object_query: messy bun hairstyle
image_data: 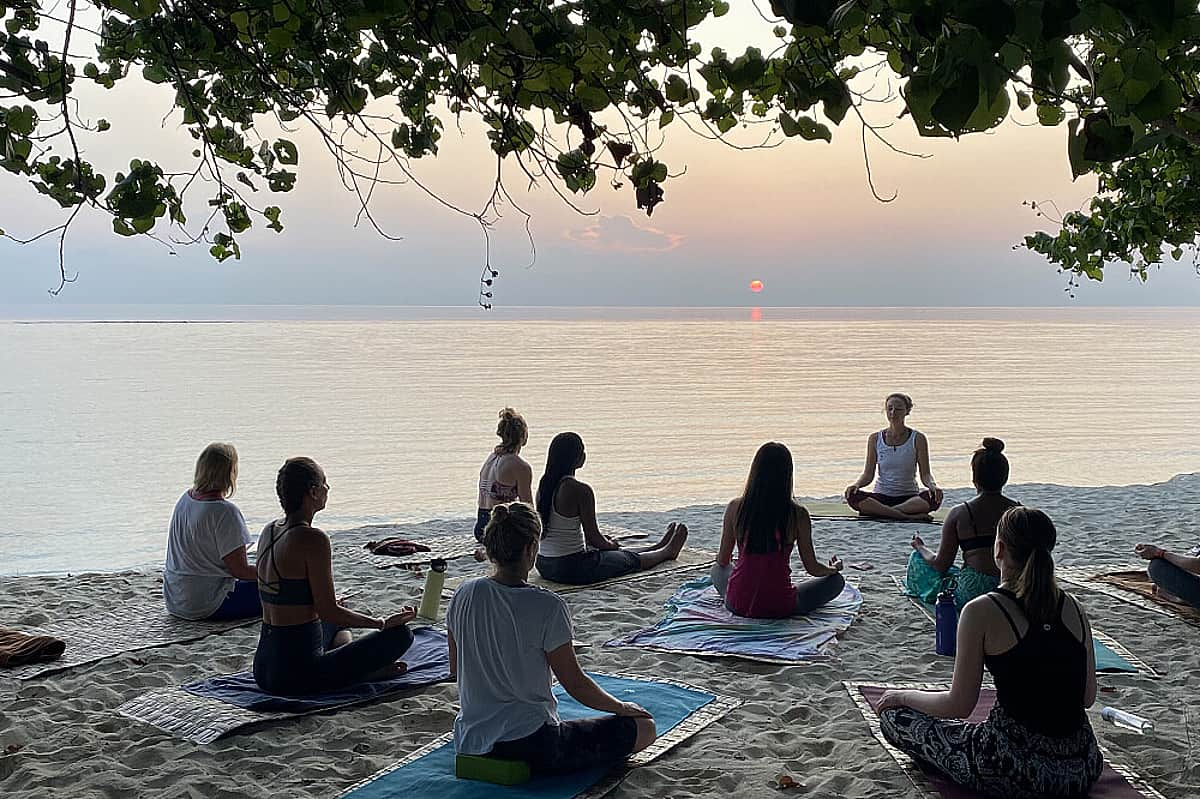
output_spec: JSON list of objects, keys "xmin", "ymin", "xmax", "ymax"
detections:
[
  {"xmin": 276, "ymin": 457, "xmax": 323, "ymax": 513},
  {"xmin": 997, "ymin": 506, "xmax": 1060, "ymax": 626},
  {"xmin": 885, "ymin": 392, "xmax": 914, "ymax": 412},
  {"xmin": 482, "ymin": 502, "xmax": 541, "ymax": 565},
  {"xmin": 972, "ymin": 437, "xmax": 1009, "ymax": 492},
  {"xmin": 495, "ymin": 407, "xmax": 528, "ymax": 454}
]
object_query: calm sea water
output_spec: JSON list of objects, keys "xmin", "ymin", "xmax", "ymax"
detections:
[{"xmin": 2, "ymin": 306, "xmax": 1197, "ymax": 575}]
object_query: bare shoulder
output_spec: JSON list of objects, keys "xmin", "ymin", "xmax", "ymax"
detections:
[
  {"xmin": 792, "ymin": 501, "xmax": 811, "ymax": 521},
  {"xmin": 725, "ymin": 497, "xmax": 742, "ymax": 514}
]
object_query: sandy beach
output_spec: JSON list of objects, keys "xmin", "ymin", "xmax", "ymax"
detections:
[{"xmin": 2, "ymin": 475, "xmax": 1198, "ymax": 798}]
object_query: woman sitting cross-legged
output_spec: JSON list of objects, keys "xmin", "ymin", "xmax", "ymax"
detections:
[
  {"xmin": 877, "ymin": 507, "xmax": 1103, "ymax": 799},
  {"xmin": 1134, "ymin": 541, "xmax": 1200, "ymax": 609},
  {"xmin": 253, "ymin": 457, "xmax": 416, "ymax": 696},
  {"xmin": 448, "ymin": 502, "xmax": 656, "ymax": 774},
  {"xmin": 711, "ymin": 442, "xmax": 845, "ymax": 618},
  {"xmin": 534, "ymin": 432, "xmax": 687, "ymax": 585},
  {"xmin": 906, "ymin": 438, "xmax": 1020, "ymax": 609},
  {"xmin": 164, "ymin": 442, "xmax": 261, "ymax": 621},
  {"xmin": 844, "ymin": 392, "xmax": 943, "ymax": 520}
]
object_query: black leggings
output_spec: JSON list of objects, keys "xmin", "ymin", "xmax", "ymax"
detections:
[{"xmin": 253, "ymin": 619, "xmax": 413, "ymax": 697}]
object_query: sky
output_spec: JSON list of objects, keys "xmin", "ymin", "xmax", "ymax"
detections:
[{"xmin": 2, "ymin": 6, "xmax": 1199, "ymax": 309}]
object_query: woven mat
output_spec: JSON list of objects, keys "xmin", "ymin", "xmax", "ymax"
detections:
[
  {"xmin": 845, "ymin": 681, "xmax": 1167, "ymax": 799},
  {"xmin": 805, "ymin": 501, "xmax": 947, "ymax": 523},
  {"xmin": 1058, "ymin": 567, "xmax": 1200, "ymax": 628},
  {"xmin": 887, "ymin": 576, "xmax": 1158, "ymax": 677},
  {"xmin": 335, "ymin": 672, "xmax": 741, "ymax": 799},
  {"xmin": 444, "ymin": 548, "xmax": 715, "ymax": 596},
  {"xmin": 1, "ymin": 602, "xmax": 257, "ymax": 681}
]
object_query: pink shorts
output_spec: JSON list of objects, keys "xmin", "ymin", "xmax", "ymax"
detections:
[{"xmin": 847, "ymin": 489, "xmax": 941, "ymax": 512}]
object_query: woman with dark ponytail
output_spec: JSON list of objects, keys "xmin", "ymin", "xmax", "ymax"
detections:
[
  {"xmin": 877, "ymin": 507, "xmax": 1102, "ymax": 798},
  {"xmin": 534, "ymin": 432, "xmax": 687, "ymax": 585},
  {"xmin": 448, "ymin": 502, "xmax": 658, "ymax": 774},
  {"xmin": 906, "ymin": 438, "xmax": 1019, "ymax": 608}
]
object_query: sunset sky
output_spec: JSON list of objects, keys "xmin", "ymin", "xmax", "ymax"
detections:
[{"xmin": 2, "ymin": 5, "xmax": 1198, "ymax": 309}]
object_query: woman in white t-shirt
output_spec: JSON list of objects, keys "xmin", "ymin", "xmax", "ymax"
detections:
[
  {"xmin": 163, "ymin": 443, "xmax": 260, "ymax": 620},
  {"xmin": 448, "ymin": 502, "xmax": 657, "ymax": 774}
]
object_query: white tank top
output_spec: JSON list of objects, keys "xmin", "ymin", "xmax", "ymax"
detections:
[
  {"xmin": 540, "ymin": 500, "xmax": 587, "ymax": 558},
  {"xmin": 478, "ymin": 452, "xmax": 519, "ymax": 508},
  {"xmin": 874, "ymin": 428, "xmax": 920, "ymax": 496}
]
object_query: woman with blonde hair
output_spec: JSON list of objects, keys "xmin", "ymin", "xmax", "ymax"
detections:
[
  {"xmin": 449, "ymin": 502, "xmax": 657, "ymax": 774},
  {"xmin": 164, "ymin": 443, "xmax": 260, "ymax": 620},
  {"xmin": 877, "ymin": 507, "xmax": 1102, "ymax": 798},
  {"xmin": 474, "ymin": 408, "xmax": 534, "ymax": 543}
]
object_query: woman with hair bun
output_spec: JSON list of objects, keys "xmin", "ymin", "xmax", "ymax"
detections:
[
  {"xmin": 906, "ymin": 438, "xmax": 1020, "ymax": 608},
  {"xmin": 253, "ymin": 457, "xmax": 416, "ymax": 696},
  {"xmin": 844, "ymin": 393, "xmax": 943, "ymax": 520},
  {"xmin": 448, "ymin": 502, "xmax": 657, "ymax": 774},
  {"xmin": 535, "ymin": 432, "xmax": 687, "ymax": 585},
  {"xmin": 878, "ymin": 507, "xmax": 1103, "ymax": 798},
  {"xmin": 474, "ymin": 408, "xmax": 534, "ymax": 544}
]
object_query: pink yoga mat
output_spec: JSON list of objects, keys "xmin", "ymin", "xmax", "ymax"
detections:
[{"xmin": 857, "ymin": 685, "xmax": 1157, "ymax": 799}]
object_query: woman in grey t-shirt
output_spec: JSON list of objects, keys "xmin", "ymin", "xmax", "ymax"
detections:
[{"xmin": 448, "ymin": 502, "xmax": 657, "ymax": 773}]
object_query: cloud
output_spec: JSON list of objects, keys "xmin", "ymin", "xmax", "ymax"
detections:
[{"xmin": 563, "ymin": 215, "xmax": 683, "ymax": 253}]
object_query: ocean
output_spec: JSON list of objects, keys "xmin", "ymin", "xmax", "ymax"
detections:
[{"xmin": 2, "ymin": 306, "xmax": 1197, "ymax": 575}]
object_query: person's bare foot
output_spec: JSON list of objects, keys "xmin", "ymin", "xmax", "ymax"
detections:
[
  {"xmin": 366, "ymin": 660, "xmax": 409, "ymax": 681},
  {"xmin": 665, "ymin": 523, "xmax": 689, "ymax": 559},
  {"xmin": 1152, "ymin": 585, "xmax": 1182, "ymax": 603},
  {"xmin": 332, "ymin": 629, "xmax": 353, "ymax": 648},
  {"xmin": 473, "ymin": 545, "xmax": 487, "ymax": 562},
  {"xmin": 652, "ymin": 522, "xmax": 677, "ymax": 551}
]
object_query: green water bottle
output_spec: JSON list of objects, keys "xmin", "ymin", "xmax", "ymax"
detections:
[{"xmin": 419, "ymin": 558, "xmax": 447, "ymax": 621}]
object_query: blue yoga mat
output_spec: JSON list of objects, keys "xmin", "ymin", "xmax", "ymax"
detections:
[
  {"xmin": 1091, "ymin": 637, "xmax": 1137, "ymax": 674},
  {"xmin": 343, "ymin": 674, "xmax": 716, "ymax": 799},
  {"xmin": 182, "ymin": 627, "xmax": 451, "ymax": 713}
]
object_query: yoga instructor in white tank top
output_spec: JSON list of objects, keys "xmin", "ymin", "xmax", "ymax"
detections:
[{"xmin": 844, "ymin": 393, "xmax": 943, "ymax": 521}]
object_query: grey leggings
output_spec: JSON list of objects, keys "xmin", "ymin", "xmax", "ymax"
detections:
[
  {"xmin": 1148, "ymin": 557, "xmax": 1200, "ymax": 609},
  {"xmin": 710, "ymin": 562, "xmax": 845, "ymax": 616}
]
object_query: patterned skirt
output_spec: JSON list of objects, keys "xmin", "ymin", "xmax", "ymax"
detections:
[{"xmin": 880, "ymin": 702, "xmax": 1104, "ymax": 799}]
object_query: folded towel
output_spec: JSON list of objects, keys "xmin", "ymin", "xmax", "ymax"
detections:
[
  {"xmin": 0, "ymin": 627, "xmax": 67, "ymax": 667},
  {"xmin": 364, "ymin": 538, "xmax": 433, "ymax": 557}
]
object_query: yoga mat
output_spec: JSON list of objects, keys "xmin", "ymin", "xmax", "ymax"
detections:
[
  {"xmin": 605, "ymin": 575, "xmax": 862, "ymax": 664},
  {"xmin": 444, "ymin": 548, "xmax": 716, "ymax": 596},
  {"xmin": 888, "ymin": 575, "xmax": 1157, "ymax": 677},
  {"xmin": 117, "ymin": 628, "xmax": 450, "ymax": 744},
  {"xmin": 1, "ymin": 599, "xmax": 258, "ymax": 681},
  {"xmin": 845, "ymin": 681, "xmax": 1167, "ymax": 799},
  {"xmin": 1058, "ymin": 567, "xmax": 1200, "ymax": 628},
  {"xmin": 805, "ymin": 501, "xmax": 948, "ymax": 523},
  {"xmin": 337, "ymin": 673, "xmax": 741, "ymax": 799}
]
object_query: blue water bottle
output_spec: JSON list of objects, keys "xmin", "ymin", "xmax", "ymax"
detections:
[{"xmin": 934, "ymin": 589, "xmax": 957, "ymax": 656}]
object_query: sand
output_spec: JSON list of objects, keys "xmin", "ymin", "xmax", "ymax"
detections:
[{"xmin": 2, "ymin": 475, "xmax": 1199, "ymax": 797}]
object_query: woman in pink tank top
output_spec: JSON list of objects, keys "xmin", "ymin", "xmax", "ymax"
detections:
[{"xmin": 711, "ymin": 443, "xmax": 845, "ymax": 618}]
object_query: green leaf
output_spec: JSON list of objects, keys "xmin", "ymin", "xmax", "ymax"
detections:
[
  {"xmin": 1016, "ymin": 91, "xmax": 1031, "ymax": 111},
  {"xmin": 1036, "ymin": 104, "xmax": 1065, "ymax": 126},
  {"xmin": 713, "ymin": 0, "xmax": 730, "ymax": 17},
  {"xmin": 779, "ymin": 112, "xmax": 831, "ymax": 141},
  {"xmin": 659, "ymin": 110, "xmax": 675, "ymax": 128},
  {"xmin": 1132, "ymin": 79, "xmax": 1182, "ymax": 124},
  {"xmin": 272, "ymin": 139, "xmax": 298, "ymax": 165},
  {"xmin": 142, "ymin": 65, "xmax": 170, "ymax": 84},
  {"xmin": 97, "ymin": 119, "xmax": 111, "ymax": 132}
]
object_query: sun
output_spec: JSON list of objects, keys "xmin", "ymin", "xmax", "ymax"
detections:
[{"xmin": 749, "ymin": 279, "xmax": 764, "ymax": 293}]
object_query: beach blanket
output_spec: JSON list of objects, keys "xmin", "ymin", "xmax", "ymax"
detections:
[
  {"xmin": 889, "ymin": 576, "xmax": 1157, "ymax": 677},
  {"xmin": 1, "ymin": 602, "xmax": 258, "ymax": 681},
  {"xmin": 336, "ymin": 673, "xmax": 741, "ymax": 799},
  {"xmin": 1058, "ymin": 567, "xmax": 1200, "ymax": 628},
  {"xmin": 804, "ymin": 501, "xmax": 948, "ymax": 523},
  {"xmin": 604, "ymin": 575, "xmax": 862, "ymax": 664},
  {"xmin": 444, "ymin": 548, "xmax": 716, "ymax": 596},
  {"xmin": 845, "ymin": 682, "xmax": 1167, "ymax": 799},
  {"xmin": 0, "ymin": 627, "xmax": 66, "ymax": 667},
  {"xmin": 117, "ymin": 628, "xmax": 450, "ymax": 744}
]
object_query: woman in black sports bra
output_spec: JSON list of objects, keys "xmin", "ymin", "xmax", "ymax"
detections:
[
  {"xmin": 253, "ymin": 457, "xmax": 417, "ymax": 696},
  {"xmin": 905, "ymin": 438, "xmax": 1019, "ymax": 608},
  {"xmin": 878, "ymin": 507, "xmax": 1103, "ymax": 799}
]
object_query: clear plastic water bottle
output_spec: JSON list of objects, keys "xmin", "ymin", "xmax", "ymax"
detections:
[
  {"xmin": 934, "ymin": 589, "xmax": 957, "ymax": 656},
  {"xmin": 418, "ymin": 558, "xmax": 447, "ymax": 621},
  {"xmin": 1101, "ymin": 706, "xmax": 1155, "ymax": 734}
]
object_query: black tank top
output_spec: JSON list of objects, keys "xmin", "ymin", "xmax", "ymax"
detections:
[{"xmin": 984, "ymin": 587, "xmax": 1087, "ymax": 737}]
